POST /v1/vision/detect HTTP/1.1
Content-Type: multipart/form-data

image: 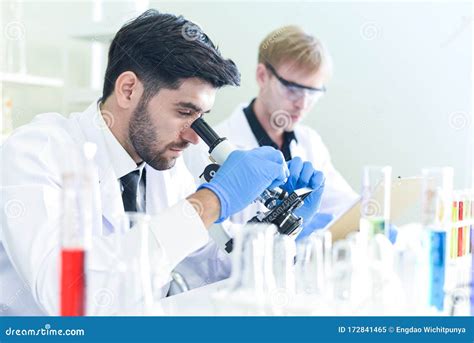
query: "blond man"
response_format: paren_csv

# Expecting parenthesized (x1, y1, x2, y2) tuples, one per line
(185, 25, 358, 237)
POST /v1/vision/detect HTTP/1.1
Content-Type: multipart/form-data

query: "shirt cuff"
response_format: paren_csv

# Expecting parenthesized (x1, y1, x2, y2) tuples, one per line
(149, 199, 209, 269)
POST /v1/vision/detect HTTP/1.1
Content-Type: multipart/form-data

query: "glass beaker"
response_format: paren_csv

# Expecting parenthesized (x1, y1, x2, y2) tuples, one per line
(90, 212, 164, 316)
(215, 223, 277, 315)
(295, 232, 328, 296)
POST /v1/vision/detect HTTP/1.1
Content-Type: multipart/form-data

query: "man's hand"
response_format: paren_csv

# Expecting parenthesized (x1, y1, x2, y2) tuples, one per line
(198, 146, 289, 223)
(296, 212, 333, 241)
(282, 156, 325, 224)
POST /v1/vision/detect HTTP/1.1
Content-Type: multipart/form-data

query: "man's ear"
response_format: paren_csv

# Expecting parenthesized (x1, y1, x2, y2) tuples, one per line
(256, 63, 269, 88)
(114, 71, 143, 109)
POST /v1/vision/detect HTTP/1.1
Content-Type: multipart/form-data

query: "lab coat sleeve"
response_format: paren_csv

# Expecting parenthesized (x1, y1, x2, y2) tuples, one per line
(0, 125, 69, 315)
(167, 159, 235, 294)
(306, 128, 359, 216)
(148, 199, 210, 281)
(1, 127, 209, 315)
(182, 140, 211, 187)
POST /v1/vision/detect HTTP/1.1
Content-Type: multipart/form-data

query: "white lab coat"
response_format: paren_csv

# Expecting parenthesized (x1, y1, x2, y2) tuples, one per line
(0, 101, 217, 315)
(184, 103, 359, 224)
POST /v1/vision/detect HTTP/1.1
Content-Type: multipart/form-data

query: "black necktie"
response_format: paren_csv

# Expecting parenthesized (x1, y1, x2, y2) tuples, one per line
(120, 168, 146, 212)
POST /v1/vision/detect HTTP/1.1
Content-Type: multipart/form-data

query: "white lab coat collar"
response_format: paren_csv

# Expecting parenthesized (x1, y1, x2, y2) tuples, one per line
(72, 101, 126, 233)
(220, 103, 259, 150)
(222, 103, 308, 161)
(96, 101, 139, 179)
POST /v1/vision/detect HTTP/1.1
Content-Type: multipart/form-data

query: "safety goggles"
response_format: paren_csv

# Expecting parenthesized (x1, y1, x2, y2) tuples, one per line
(266, 63, 326, 103)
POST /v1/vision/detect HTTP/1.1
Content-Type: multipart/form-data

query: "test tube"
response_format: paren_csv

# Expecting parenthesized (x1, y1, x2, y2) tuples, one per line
(295, 236, 323, 295)
(369, 233, 398, 311)
(331, 240, 353, 302)
(359, 166, 392, 238)
(60, 143, 96, 316)
(458, 192, 465, 257)
(393, 225, 428, 313)
(61, 174, 86, 316)
(421, 168, 453, 228)
(467, 189, 472, 247)
(471, 224, 474, 316)
(462, 190, 471, 256)
(272, 234, 296, 293)
(451, 194, 458, 259)
(468, 189, 474, 316)
(112, 213, 156, 315)
(344, 232, 372, 308)
(470, 190, 473, 255)
(421, 167, 453, 312)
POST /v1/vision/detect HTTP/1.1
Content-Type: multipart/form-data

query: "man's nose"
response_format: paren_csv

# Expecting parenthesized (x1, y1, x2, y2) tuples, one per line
(294, 93, 311, 110)
(181, 126, 200, 145)
(293, 95, 305, 110)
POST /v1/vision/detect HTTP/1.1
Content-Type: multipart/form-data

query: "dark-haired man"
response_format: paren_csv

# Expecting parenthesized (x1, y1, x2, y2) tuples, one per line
(0, 11, 324, 315)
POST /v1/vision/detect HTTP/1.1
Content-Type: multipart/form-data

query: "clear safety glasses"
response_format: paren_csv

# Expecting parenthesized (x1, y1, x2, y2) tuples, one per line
(266, 63, 326, 104)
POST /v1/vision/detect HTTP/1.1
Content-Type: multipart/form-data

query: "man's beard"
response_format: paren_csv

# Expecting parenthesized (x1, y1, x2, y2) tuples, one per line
(128, 97, 180, 171)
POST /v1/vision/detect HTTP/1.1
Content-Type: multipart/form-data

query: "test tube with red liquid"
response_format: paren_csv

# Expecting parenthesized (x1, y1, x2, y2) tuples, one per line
(60, 143, 96, 316)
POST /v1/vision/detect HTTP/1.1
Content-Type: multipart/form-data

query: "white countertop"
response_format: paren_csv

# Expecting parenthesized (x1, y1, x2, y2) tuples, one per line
(153, 280, 454, 317)
(156, 280, 229, 316)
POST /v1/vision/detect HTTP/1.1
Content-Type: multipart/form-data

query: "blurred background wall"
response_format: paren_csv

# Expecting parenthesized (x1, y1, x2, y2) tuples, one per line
(1, 0, 472, 190)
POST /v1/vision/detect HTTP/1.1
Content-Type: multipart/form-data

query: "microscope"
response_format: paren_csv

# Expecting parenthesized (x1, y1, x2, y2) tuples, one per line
(191, 117, 313, 253)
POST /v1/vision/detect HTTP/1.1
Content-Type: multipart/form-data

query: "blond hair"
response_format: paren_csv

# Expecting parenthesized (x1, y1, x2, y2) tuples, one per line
(258, 25, 332, 75)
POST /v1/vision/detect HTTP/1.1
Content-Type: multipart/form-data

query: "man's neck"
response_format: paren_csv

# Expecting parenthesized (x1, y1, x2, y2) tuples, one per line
(253, 97, 285, 148)
(100, 100, 142, 163)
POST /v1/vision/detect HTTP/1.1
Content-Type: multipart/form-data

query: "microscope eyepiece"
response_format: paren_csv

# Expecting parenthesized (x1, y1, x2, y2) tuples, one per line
(191, 117, 227, 153)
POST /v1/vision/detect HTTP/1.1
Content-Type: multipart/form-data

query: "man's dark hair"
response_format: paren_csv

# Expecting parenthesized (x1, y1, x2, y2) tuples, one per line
(102, 9, 240, 101)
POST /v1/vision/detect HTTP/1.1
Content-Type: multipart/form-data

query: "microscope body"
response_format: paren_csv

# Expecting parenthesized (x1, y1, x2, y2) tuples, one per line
(191, 118, 312, 252)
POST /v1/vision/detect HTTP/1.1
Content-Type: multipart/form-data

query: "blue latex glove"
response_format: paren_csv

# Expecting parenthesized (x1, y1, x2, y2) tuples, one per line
(281, 157, 325, 223)
(388, 224, 398, 244)
(296, 213, 334, 242)
(198, 146, 289, 223)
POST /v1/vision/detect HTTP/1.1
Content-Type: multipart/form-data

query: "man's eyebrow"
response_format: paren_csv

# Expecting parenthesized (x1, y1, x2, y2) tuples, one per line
(175, 102, 211, 114)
